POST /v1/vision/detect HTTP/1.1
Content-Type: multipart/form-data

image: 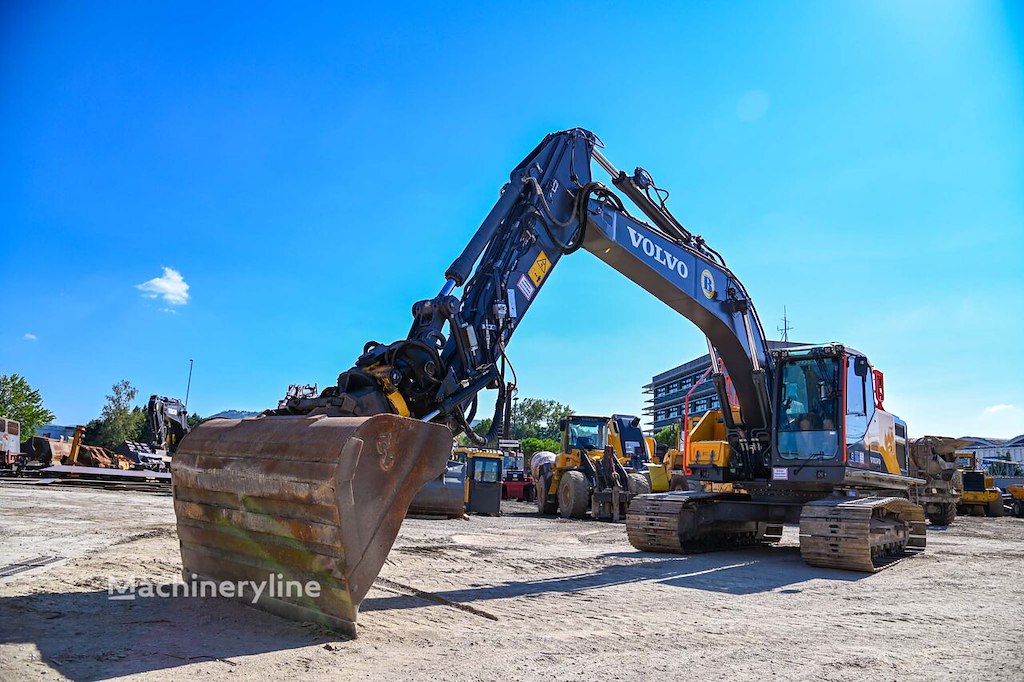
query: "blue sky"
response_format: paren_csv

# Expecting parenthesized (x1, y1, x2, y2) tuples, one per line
(2, 2, 1022, 437)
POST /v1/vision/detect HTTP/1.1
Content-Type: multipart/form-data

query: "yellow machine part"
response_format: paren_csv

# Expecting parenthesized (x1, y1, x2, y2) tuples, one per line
(960, 489, 1000, 505)
(172, 413, 453, 638)
(690, 441, 731, 468)
(647, 463, 670, 492)
(644, 436, 657, 463)
(1009, 485, 1024, 501)
(684, 408, 739, 470)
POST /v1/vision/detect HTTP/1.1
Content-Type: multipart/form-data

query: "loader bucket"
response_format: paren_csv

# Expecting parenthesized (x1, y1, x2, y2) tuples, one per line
(407, 461, 466, 518)
(171, 413, 453, 637)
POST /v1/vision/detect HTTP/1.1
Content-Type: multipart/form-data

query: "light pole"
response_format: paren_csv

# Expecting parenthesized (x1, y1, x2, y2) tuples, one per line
(512, 394, 519, 438)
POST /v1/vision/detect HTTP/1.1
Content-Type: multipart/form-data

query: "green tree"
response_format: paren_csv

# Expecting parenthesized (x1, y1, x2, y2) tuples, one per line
(84, 380, 145, 449)
(511, 398, 573, 441)
(0, 374, 55, 442)
(520, 437, 560, 457)
(187, 412, 203, 430)
(654, 424, 679, 449)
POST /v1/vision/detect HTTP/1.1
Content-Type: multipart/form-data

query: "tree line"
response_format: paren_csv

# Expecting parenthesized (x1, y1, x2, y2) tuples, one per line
(0, 374, 200, 450)
(81, 379, 202, 450)
(3, 373, 598, 458)
(459, 397, 574, 455)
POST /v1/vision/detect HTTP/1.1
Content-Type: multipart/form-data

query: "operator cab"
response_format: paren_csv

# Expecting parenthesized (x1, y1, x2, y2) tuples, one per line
(770, 344, 906, 487)
(563, 416, 608, 453)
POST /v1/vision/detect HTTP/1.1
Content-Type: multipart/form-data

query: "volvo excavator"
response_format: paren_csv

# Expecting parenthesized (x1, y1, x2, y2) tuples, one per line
(172, 128, 926, 636)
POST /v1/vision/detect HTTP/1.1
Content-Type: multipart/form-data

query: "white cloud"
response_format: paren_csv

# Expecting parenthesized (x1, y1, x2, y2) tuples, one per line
(984, 404, 1014, 414)
(23, 333, 37, 341)
(136, 267, 190, 306)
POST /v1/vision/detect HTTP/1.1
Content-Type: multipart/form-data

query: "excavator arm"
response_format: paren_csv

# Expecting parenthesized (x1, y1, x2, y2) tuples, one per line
(172, 128, 777, 636)
(147, 395, 190, 454)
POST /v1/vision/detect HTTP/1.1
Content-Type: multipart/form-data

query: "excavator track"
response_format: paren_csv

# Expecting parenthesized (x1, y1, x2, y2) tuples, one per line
(626, 492, 783, 554)
(798, 497, 926, 572)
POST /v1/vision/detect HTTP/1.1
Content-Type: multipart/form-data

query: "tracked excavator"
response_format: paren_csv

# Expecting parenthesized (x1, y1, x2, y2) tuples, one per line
(172, 128, 926, 636)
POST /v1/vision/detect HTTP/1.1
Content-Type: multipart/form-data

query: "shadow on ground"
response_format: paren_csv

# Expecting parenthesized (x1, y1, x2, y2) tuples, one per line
(0, 547, 870, 680)
(0, 587, 328, 681)
(362, 545, 868, 614)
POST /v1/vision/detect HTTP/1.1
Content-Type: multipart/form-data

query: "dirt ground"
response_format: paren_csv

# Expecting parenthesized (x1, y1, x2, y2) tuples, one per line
(0, 482, 1021, 682)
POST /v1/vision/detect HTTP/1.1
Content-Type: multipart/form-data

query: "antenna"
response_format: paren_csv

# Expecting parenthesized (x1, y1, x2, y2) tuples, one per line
(185, 359, 194, 410)
(778, 306, 793, 342)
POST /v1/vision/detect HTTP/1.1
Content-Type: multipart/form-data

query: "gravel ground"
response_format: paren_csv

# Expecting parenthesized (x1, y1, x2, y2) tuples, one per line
(0, 482, 1021, 681)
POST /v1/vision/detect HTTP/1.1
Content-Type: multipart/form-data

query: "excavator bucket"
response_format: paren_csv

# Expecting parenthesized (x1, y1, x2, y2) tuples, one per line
(171, 413, 453, 637)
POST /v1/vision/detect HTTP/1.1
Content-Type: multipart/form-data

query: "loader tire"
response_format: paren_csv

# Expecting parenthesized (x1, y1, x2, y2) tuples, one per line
(987, 498, 1004, 517)
(558, 471, 589, 519)
(670, 473, 689, 492)
(536, 479, 557, 515)
(1013, 500, 1024, 519)
(627, 472, 650, 496)
(927, 503, 956, 527)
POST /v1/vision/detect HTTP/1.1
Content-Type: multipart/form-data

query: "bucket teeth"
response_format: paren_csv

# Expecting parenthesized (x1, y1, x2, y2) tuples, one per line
(172, 413, 453, 637)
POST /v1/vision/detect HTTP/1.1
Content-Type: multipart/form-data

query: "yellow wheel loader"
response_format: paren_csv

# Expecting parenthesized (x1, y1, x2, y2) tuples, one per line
(533, 415, 650, 521)
(174, 128, 926, 636)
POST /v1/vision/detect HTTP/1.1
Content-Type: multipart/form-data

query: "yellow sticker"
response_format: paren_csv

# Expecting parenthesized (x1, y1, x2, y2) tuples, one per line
(528, 250, 550, 286)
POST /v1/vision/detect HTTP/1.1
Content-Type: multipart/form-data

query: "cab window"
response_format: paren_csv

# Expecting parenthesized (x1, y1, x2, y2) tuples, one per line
(777, 357, 840, 459)
(472, 458, 501, 483)
(569, 418, 606, 452)
(845, 356, 874, 443)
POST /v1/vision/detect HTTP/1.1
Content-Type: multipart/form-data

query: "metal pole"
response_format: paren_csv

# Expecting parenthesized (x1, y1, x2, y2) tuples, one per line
(184, 359, 194, 410)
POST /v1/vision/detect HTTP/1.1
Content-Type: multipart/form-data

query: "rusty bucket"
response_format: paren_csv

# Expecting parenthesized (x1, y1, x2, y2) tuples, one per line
(171, 413, 452, 637)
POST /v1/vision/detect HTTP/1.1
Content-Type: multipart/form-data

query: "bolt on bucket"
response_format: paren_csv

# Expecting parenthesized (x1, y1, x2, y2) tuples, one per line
(171, 413, 453, 637)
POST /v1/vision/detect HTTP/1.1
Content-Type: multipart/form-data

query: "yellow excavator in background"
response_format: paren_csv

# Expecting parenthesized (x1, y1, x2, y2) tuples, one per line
(651, 406, 744, 493)
(172, 129, 927, 637)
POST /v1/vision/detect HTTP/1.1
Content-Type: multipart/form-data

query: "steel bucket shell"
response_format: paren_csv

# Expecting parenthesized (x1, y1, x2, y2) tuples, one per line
(171, 413, 453, 637)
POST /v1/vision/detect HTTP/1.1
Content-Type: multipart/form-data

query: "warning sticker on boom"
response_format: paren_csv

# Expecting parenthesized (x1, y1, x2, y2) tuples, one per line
(528, 250, 550, 286)
(516, 274, 536, 300)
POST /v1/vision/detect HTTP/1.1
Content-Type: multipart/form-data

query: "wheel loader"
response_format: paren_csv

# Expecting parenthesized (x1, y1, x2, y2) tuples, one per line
(533, 415, 651, 520)
(173, 128, 927, 636)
